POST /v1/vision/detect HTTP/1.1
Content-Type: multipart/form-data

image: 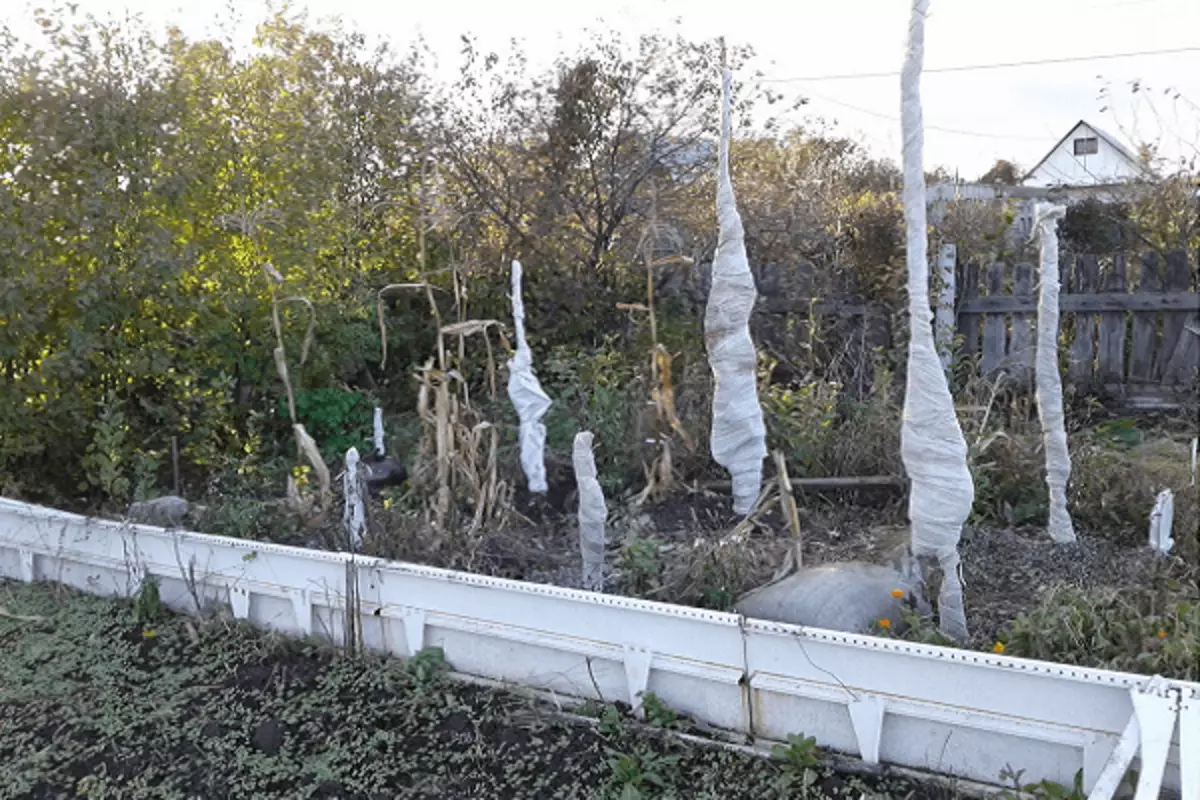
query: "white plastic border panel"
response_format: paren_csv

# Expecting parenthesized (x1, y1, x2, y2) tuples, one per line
(0, 498, 352, 639)
(743, 621, 1187, 793)
(354, 557, 749, 730)
(0, 498, 1194, 795)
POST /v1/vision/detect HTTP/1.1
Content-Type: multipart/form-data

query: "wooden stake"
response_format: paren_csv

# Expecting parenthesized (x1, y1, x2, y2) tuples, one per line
(772, 450, 802, 569)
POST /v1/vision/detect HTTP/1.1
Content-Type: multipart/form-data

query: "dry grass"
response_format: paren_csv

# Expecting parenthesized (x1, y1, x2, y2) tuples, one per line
(1072, 436, 1199, 561)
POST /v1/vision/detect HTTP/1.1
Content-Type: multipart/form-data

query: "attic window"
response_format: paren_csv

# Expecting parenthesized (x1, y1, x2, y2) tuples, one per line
(1073, 137, 1099, 156)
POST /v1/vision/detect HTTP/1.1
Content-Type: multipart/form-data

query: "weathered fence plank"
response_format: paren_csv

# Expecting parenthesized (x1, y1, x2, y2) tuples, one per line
(1097, 254, 1127, 383)
(981, 263, 1007, 373)
(1161, 251, 1199, 384)
(1068, 255, 1099, 384)
(1156, 252, 1190, 379)
(958, 262, 980, 356)
(772, 249, 1194, 395)
(1130, 253, 1160, 382)
(1010, 262, 1035, 379)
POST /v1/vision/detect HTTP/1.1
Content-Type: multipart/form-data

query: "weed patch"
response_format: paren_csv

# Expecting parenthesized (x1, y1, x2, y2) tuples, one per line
(0, 580, 957, 799)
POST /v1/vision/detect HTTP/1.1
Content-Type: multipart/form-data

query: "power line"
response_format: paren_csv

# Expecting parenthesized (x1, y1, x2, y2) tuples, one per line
(787, 88, 1051, 142)
(762, 45, 1200, 84)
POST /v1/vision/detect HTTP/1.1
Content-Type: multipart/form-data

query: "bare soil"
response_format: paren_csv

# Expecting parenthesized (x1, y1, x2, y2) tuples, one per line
(352, 485, 1183, 653)
(0, 580, 956, 799)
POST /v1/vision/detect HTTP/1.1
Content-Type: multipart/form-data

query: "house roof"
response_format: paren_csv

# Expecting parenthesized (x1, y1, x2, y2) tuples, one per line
(1020, 119, 1145, 184)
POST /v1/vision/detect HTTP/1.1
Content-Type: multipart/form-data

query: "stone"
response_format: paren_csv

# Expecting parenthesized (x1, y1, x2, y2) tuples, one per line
(735, 561, 923, 635)
(126, 495, 190, 528)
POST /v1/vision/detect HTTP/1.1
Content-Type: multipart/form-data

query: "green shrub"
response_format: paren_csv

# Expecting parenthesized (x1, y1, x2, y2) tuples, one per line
(1071, 435, 1198, 561)
(762, 357, 901, 480)
(968, 431, 1048, 527)
(541, 341, 640, 493)
(1002, 584, 1200, 680)
(286, 388, 375, 461)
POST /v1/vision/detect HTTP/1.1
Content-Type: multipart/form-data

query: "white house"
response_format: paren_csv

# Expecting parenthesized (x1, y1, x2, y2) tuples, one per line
(1021, 120, 1146, 189)
(928, 120, 1152, 245)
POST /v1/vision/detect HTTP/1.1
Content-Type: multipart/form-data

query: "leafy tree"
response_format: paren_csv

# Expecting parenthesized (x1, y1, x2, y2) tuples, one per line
(979, 159, 1022, 185)
(0, 5, 428, 503)
(422, 28, 789, 343)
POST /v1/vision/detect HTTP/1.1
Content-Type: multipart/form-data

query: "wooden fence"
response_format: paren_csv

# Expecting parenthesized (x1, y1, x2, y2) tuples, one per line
(956, 249, 1199, 394)
(680, 246, 1197, 401)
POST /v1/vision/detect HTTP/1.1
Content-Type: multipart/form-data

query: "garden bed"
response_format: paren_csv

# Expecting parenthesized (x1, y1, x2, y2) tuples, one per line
(181, 487, 1200, 685)
(0, 579, 959, 799)
(371, 495, 1190, 649)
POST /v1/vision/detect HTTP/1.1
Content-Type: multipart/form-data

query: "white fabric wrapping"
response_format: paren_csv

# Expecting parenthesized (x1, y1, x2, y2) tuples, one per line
(573, 431, 607, 592)
(900, 0, 973, 643)
(1149, 489, 1174, 555)
(343, 447, 366, 551)
(373, 407, 386, 457)
(506, 259, 552, 494)
(705, 67, 767, 517)
(1033, 203, 1077, 544)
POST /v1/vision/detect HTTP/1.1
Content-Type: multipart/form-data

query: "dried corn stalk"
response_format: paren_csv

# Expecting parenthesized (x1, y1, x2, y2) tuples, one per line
(285, 422, 332, 524)
(636, 346, 695, 505)
(900, 0, 973, 643)
(651, 346, 694, 451)
(280, 296, 316, 365)
(417, 360, 454, 530)
(1033, 203, 1076, 544)
(294, 423, 332, 510)
(574, 432, 607, 592)
(505, 260, 552, 494)
(378, 282, 442, 370)
(636, 434, 675, 506)
(705, 66, 767, 517)
(441, 318, 506, 401)
(274, 347, 297, 431)
(415, 359, 511, 536)
(285, 474, 311, 517)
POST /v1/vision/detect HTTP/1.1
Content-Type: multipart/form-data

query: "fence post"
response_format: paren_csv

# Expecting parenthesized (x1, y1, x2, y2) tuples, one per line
(936, 243, 957, 373)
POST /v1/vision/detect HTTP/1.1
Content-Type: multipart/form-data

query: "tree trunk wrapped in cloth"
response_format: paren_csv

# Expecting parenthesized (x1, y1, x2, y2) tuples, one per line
(900, 0, 974, 643)
(506, 260, 552, 494)
(705, 66, 766, 517)
(1033, 203, 1077, 544)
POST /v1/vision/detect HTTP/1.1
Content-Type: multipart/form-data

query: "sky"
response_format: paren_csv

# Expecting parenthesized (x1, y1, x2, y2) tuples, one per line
(4, 0, 1199, 179)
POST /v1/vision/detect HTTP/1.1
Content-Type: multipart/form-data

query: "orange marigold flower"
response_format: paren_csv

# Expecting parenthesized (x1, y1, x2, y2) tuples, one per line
(877, 618, 891, 629)
(890, 589, 905, 599)
(993, 642, 1006, 654)
(1158, 630, 1167, 639)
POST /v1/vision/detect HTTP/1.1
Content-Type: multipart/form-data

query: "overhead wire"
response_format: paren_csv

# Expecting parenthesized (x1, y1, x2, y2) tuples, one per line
(760, 45, 1200, 84)
(752, 41, 1199, 145)
(771, 86, 1050, 142)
